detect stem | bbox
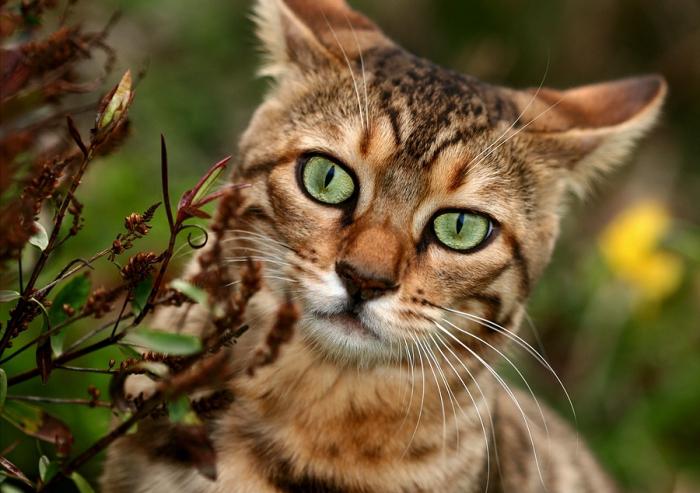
[7,330,128,387]
[0,312,89,365]
[63,312,134,353]
[0,145,95,358]
[5,395,111,408]
[110,291,130,337]
[161,135,175,234]
[39,392,163,492]
[36,249,109,296]
[18,255,24,292]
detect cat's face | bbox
[231,0,665,367]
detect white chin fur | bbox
[297,271,402,367]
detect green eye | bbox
[433,211,492,251]
[301,156,355,205]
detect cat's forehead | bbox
[365,47,513,130]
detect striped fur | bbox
[102,1,665,492]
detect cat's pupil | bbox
[324,165,335,188]
[456,212,465,234]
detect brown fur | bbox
[102,1,666,492]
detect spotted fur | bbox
[102,1,666,492]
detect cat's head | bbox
[232,0,666,367]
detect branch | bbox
[5,395,111,408]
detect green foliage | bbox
[48,275,91,356]
[123,328,202,356]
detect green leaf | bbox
[192,163,225,205]
[132,276,152,314]
[117,344,142,360]
[70,472,96,493]
[0,369,6,412]
[37,456,59,482]
[170,279,208,306]
[28,221,49,250]
[168,396,190,423]
[1,482,25,493]
[123,328,202,355]
[0,291,19,303]
[48,275,91,356]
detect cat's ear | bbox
[252,0,392,78]
[509,75,667,195]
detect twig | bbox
[110,291,130,337]
[0,128,96,358]
[18,255,24,292]
[7,330,129,387]
[63,312,135,353]
[6,395,111,408]
[0,312,89,365]
[39,391,163,492]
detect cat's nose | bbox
[335,223,405,304]
[335,260,398,302]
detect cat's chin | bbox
[300,311,392,366]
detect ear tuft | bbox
[511,75,667,196]
[252,0,391,79]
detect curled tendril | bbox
[179,224,209,249]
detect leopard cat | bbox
[101,0,666,492]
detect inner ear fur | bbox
[508,75,667,193]
[253,0,392,78]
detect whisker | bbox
[416,337,448,456]
[346,16,370,131]
[434,321,548,490]
[426,333,462,451]
[227,245,287,262]
[323,14,365,129]
[401,332,427,459]
[440,317,551,450]
[468,56,551,171]
[224,256,292,268]
[432,332,493,493]
[443,306,577,428]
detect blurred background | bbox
[1,0,699,491]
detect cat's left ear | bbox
[508,75,667,194]
[253,0,392,79]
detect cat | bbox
[101,0,666,492]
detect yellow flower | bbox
[599,200,683,303]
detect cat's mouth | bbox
[313,310,380,340]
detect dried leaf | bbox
[0,455,32,487]
[36,336,53,384]
[0,400,73,454]
[97,70,132,131]
[123,329,202,356]
[28,221,48,251]
[66,115,88,157]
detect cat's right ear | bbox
[253,0,392,79]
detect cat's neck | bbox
[224,334,496,492]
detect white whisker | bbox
[434,321,547,490]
